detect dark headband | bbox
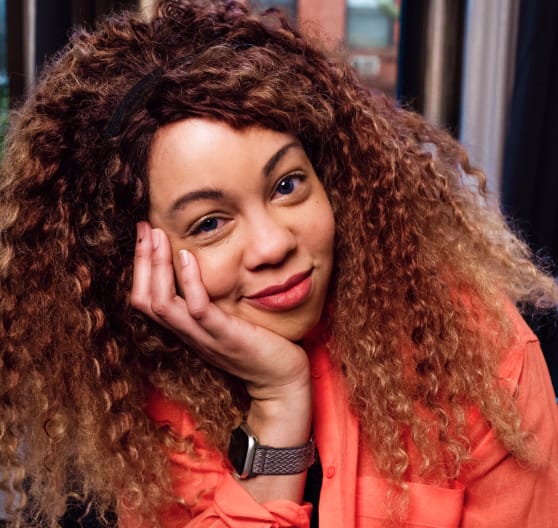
[104,66,163,140]
[104,41,254,140]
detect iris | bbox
[277,177,295,195]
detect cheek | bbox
[306,198,336,260]
[167,235,240,302]
[189,247,241,302]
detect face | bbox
[148,118,335,341]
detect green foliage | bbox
[378,0,400,19]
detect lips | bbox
[245,270,313,311]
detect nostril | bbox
[244,226,297,271]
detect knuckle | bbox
[130,291,146,310]
[150,254,167,267]
[151,300,170,319]
[188,304,208,321]
[133,245,149,259]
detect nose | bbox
[242,209,297,270]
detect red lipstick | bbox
[245,270,313,311]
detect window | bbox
[345,0,399,97]
[249,0,297,24]
[346,0,396,49]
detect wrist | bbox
[228,423,315,479]
[247,382,312,447]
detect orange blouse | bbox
[145,304,558,527]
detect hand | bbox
[130,221,311,404]
[132,222,312,503]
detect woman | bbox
[0,1,556,526]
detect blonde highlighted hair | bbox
[0,0,556,525]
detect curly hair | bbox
[1,0,556,525]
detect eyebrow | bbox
[263,141,303,176]
[168,189,224,215]
[167,141,303,216]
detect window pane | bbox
[347,6,392,48]
[249,0,297,23]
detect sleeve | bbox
[147,390,312,528]
[459,312,558,528]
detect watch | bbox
[228,423,315,479]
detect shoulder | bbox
[497,299,541,378]
[460,302,558,525]
[466,298,558,467]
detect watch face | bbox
[228,426,249,476]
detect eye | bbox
[191,216,223,235]
[274,173,305,197]
[276,177,295,195]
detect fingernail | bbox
[152,229,161,250]
[179,249,190,267]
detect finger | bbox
[149,228,185,322]
[177,249,211,320]
[146,230,218,347]
[177,249,248,345]
[130,221,155,314]
[143,233,223,348]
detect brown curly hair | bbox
[1,0,556,525]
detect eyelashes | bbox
[191,216,220,235]
[190,216,227,236]
[187,171,308,239]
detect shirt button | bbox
[326,466,336,478]
[311,366,322,378]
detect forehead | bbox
[147,118,305,210]
[150,118,298,170]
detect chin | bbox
[262,313,322,343]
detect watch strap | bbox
[252,439,316,476]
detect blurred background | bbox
[0,0,556,465]
[0,0,557,524]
